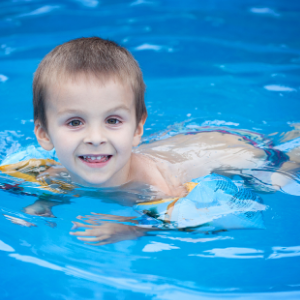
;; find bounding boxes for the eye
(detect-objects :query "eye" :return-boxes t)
[106,118,121,125]
[68,120,83,127]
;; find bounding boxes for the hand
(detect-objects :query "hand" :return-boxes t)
[37,166,68,180]
[70,221,145,246]
[23,201,56,218]
[76,212,139,224]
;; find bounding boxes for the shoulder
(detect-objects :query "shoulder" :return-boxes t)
[130,153,186,198]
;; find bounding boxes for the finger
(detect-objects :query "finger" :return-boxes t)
[70,231,90,236]
[77,215,105,221]
[77,237,102,242]
[70,227,109,237]
[71,221,95,230]
[83,214,111,220]
[83,220,99,225]
[90,215,124,221]
[70,229,99,236]
[85,240,112,246]
[91,213,116,218]
[76,215,99,220]
[77,235,110,242]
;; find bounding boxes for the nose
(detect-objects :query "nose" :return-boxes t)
[83,126,107,146]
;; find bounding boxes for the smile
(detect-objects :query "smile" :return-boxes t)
[78,155,112,167]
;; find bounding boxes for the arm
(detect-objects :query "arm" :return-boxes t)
[270,160,300,195]
[70,213,159,245]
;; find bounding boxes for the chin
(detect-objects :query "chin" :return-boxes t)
[69,172,110,187]
[82,175,113,187]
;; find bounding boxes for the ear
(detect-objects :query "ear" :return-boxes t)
[34,122,54,151]
[132,114,146,147]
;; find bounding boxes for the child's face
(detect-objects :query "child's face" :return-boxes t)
[35,75,145,187]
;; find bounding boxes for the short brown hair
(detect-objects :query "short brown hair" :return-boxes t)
[33,37,147,130]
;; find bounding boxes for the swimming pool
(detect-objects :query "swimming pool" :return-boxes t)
[0,0,300,299]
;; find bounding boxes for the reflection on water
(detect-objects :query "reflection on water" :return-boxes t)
[1,0,300,298]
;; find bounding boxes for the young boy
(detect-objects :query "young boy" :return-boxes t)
[32,37,299,195]
[1,37,299,244]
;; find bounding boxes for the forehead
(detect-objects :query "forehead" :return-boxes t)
[45,74,135,113]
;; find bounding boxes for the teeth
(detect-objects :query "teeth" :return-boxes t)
[81,155,110,161]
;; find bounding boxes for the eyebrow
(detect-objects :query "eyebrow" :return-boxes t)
[57,104,131,116]
[105,104,131,114]
[57,109,81,116]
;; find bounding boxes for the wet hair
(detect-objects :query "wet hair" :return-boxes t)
[33,37,147,130]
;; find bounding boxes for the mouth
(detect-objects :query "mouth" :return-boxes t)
[78,155,112,165]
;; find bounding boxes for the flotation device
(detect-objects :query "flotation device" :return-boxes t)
[134,174,266,231]
[0,146,74,194]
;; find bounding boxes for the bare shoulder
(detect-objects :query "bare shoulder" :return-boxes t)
[135,131,268,182]
[139,131,253,149]
[137,131,266,159]
[130,153,186,197]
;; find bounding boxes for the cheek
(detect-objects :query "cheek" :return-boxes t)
[112,129,135,154]
[50,130,79,154]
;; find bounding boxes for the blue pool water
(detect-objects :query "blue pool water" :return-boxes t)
[0,0,300,299]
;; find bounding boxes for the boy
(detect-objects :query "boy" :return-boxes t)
[33,37,186,197]
[1,37,299,244]
[32,37,299,196]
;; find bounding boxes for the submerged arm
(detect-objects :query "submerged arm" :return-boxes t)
[70,213,159,245]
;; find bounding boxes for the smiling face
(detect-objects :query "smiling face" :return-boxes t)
[34,75,145,187]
